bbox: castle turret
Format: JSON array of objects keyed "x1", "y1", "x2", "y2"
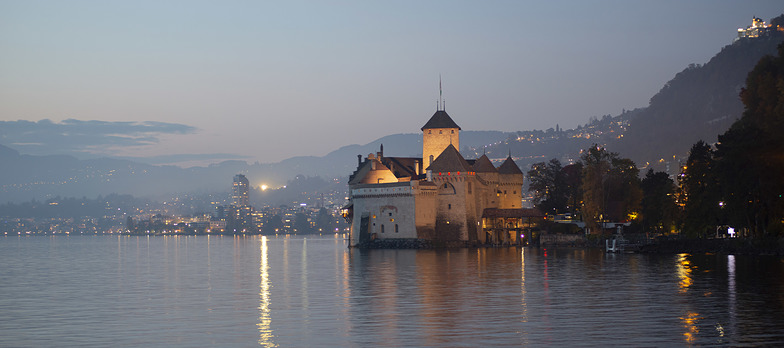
[{"x1": 497, "y1": 155, "x2": 524, "y2": 209}]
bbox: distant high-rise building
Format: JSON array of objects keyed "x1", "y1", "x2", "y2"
[{"x1": 232, "y1": 174, "x2": 250, "y2": 207}]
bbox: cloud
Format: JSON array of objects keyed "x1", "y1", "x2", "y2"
[
  {"x1": 116, "y1": 153, "x2": 250, "y2": 165},
  {"x1": 0, "y1": 119, "x2": 198, "y2": 157}
]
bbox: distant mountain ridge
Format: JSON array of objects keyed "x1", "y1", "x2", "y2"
[
  {"x1": 0, "y1": 131, "x2": 512, "y2": 203},
  {"x1": 3, "y1": 18, "x2": 782, "y2": 203}
]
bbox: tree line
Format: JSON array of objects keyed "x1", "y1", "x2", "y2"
[{"x1": 527, "y1": 43, "x2": 784, "y2": 240}]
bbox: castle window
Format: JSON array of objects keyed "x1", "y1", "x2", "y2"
[
  {"x1": 513, "y1": 190, "x2": 516, "y2": 194},
  {"x1": 448, "y1": 204, "x2": 451, "y2": 210},
  {"x1": 381, "y1": 225, "x2": 385, "y2": 233},
  {"x1": 395, "y1": 224, "x2": 399, "y2": 233},
  {"x1": 389, "y1": 212, "x2": 392, "y2": 217}
]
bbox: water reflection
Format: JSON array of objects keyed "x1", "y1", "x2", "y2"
[
  {"x1": 727, "y1": 255, "x2": 736, "y2": 339},
  {"x1": 4, "y1": 236, "x2": 784, "y2": 347},
  {"x1": 257, "y1": 236, "x2": 274, "y2": 347},
  {"x1": 680, "y1": 311, "x2": 701, "y2": 343},
  {"x1": 676, "y1": 253, "x2": 693, "y2": 292},
  {"x1": 520, "y1": 248, "x2": 527, "y2": 323}
]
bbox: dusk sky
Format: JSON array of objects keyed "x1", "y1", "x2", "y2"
[{"x1": 1, "y1": 1, "x2": 782, "y2": 166}]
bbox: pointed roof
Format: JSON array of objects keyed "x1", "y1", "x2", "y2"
[
  {"x1": 426, "y1": 144, "x2": 472, "y2": 172},
  {"x1": 472, "y1": 154, "x2": 498, "y2": 173},
  {"x1": 498, "y1": 156, "x2": 523, "y2": 175},
  {"x1": 421, "y1": 110, "x2": 461, "y2": 130}
]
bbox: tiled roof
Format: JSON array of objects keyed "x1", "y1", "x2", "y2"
[
  {"x1": 426, "y1": 144, "x2": 472, "y2": 172},
  {"x1": 421, "y1": 110, "x2": 461, "y2": 130},
  {"x1": 498, "y1": 156, "x2": 523, "y2": 175},
  {"x1": 472, "y1": 154, "x2": 498, "y2": 173},
  {"x1": 381, "y1": 156, "x2": 420, "y2": 178}
]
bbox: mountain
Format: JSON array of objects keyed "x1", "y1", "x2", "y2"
[
  {"x1": 615, "y1": 33, "x2": 784, "y2": 168},
  {"x1": 477, "y1": 24, "x2": 784, "y2": 173},
  {"x1": 0, "y1": 131, "x2": 511, "y2": 203}
]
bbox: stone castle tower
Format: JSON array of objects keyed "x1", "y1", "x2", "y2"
[{"x1": 421, "y1": 109, "x2": 461, "y2": 167}]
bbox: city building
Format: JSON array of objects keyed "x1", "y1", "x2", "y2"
[
  {"x1": 344, "y1": 104, "x2": 543, "y2": 247},
  {"x1": 232, "y1": 174, "x2": 250, "y2": 207}
]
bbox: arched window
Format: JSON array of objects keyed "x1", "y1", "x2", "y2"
[{"x1": 451, "y1": 130, "x2": 454, "y2": 134}]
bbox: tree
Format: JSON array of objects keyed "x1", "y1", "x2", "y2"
[
  {"x1": 527, "y1": 159, "x2": 583, "y2": 216},
  {"x1": 527, "y1": 159, "x2": 564, "y2": 214},
  {"x1": 712, "y1": 43, "x2": 784, "y2": 238},
  {"x1": 581, "y1": 145, "x2": 641, "y2": 232},
  {"x1": 562, "y1": 162, "x2": 584, "y2": 218},
  {"x1": 640, "y1": 169, "x2": 678, "y2": 235},
  {"x1": 679, "y1": 141, "x2": 719, "y2": 238},
  {"x1": 315, "y1": 207, "x2": 335, "y2": 233}
]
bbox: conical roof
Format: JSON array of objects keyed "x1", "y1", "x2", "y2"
[
  {"x1": 498, "y1": 156, "x2": 523, "y2": 175},
  {"x1": 426, "y1": 144, "x2": 472, "y2": 172},
  {"x1": 421, "y1": 110, "x2": 461, "y2": 130},
  {"x1": 472, "y1": 154, "x2": 498, "y2": 173}
]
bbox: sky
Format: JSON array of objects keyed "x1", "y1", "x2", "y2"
[{"x1": 1, "y1": 0, "x2": 782, "y2": 166}]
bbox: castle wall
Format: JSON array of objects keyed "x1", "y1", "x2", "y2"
[
  {"x1": 431, "y1": 173, "x2": 479, "y2": 242},
  {"x1": 414, "y1": 183, "x2": 437, "y2": 240},
  {"x1": 498, "y1": 173, "x2": 524, "y2": 209},
  {"x1": 349, "y1": 182, "x2": 426, "y2": 246}
]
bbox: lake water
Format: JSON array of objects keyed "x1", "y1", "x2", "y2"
[{"x1": 1, "y1": 235, "x2": 783, "y2": 347}]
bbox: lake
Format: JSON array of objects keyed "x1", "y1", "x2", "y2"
[{"x1": 1, "y1": 234, "x2": 783, "y2": 347}]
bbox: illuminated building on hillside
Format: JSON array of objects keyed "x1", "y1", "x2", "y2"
[{"x1": 737, "y1": 16, "x2": 783, "y2": 40}]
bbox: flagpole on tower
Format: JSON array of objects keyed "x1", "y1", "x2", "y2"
[{"x1": 439, "y1": 74, "x2": 443, "y2": 110}]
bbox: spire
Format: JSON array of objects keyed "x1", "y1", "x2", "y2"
[{"x1": 439, "y1": 74, "x2": 443, "y2": 111}]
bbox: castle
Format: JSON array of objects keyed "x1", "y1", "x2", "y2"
[{"x1": 343, "y1": 105, "x2": 543, "y2": 247}]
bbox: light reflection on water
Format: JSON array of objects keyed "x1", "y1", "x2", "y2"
[
  {"x1": 257, "y1": 236, "x2": 273, "y2": 347},
  {"x1": 1, "y1": 235, "x2": 783, "y2": 346}
]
